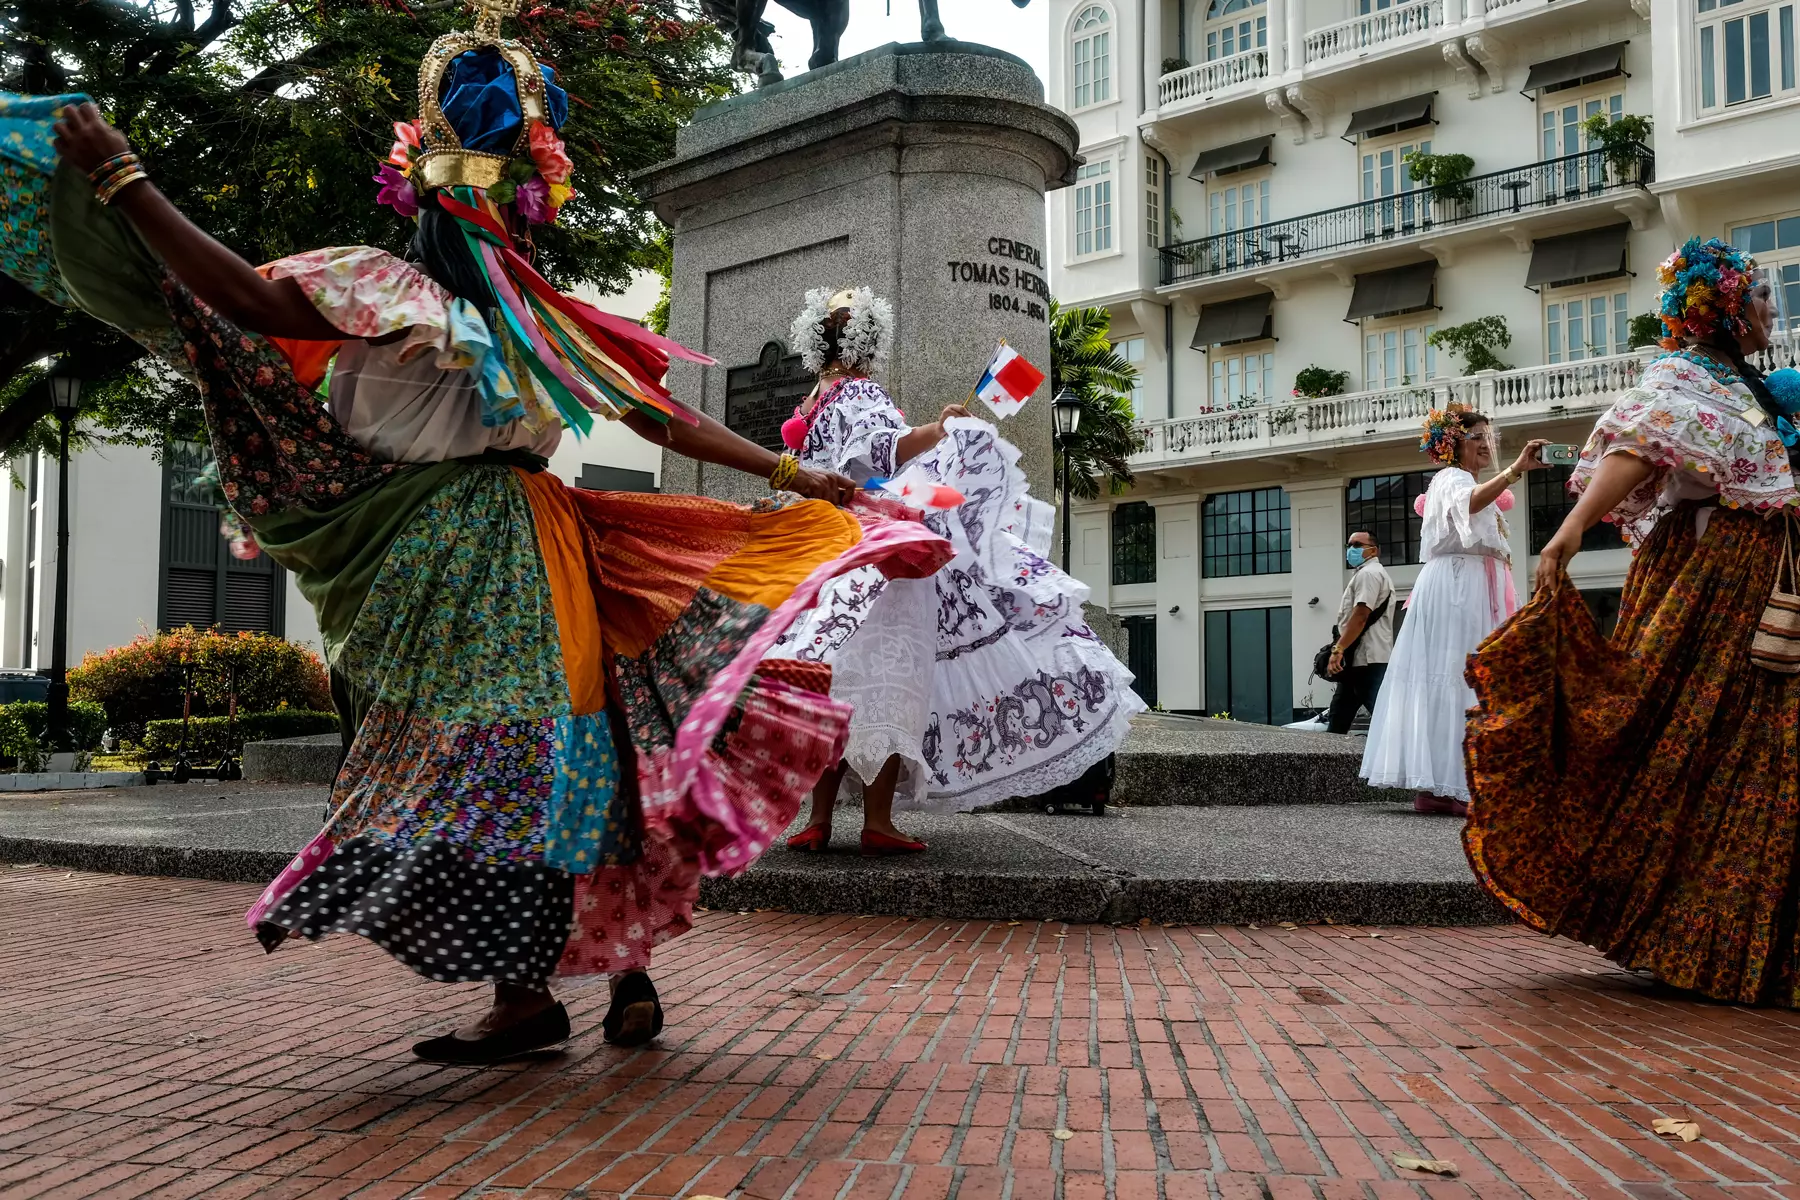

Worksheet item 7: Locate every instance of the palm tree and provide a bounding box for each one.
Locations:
[1048,301,1148,500]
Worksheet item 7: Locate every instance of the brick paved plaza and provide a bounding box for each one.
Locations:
[4,867,1800,1199]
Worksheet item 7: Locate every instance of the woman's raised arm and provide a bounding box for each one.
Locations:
[52,102,344,341]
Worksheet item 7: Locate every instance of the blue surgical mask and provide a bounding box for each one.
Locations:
[1346,546,1368,569]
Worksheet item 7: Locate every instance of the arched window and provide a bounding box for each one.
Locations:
[1071,6,1112,109]
[1203,0,1267,61]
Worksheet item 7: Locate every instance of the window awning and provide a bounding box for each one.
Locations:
[1344,262,1438,321]
[1191,292,1275,348]
[1342,93,1435,141]
[1525,224,1631,288]
[1523,42,1629,94]
[1188,135,1274,181]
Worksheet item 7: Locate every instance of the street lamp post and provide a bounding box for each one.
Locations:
[46,367,83,756]
[1052,388,1082,573]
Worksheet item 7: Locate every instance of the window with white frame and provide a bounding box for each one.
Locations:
[1074,160,1114,257]
[1145,156,1162,248]
[1731,212,1800,329]
[1360,133,1431,235]
[1546,286,1632,363]
[1209,173,1270,236]
[1071,6,1113,109]
[1697,0,1798,112]
[1539,87,1624,196]
[1209,345,1275,409]
[1204,0,1268,61]
[1363,321,1437,389]
[1115,337,1147,415]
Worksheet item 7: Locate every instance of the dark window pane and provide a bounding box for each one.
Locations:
[1728,17,1748,104]
[1205,610,1229,713]
[1228,609,1270,725]
[1203,487,1291,578]
[1584,588,1623,639]
[1753,10,1772,96]
[1111,501,1157,585]
[1528,465,1626,554]
[1344,470,1436,566]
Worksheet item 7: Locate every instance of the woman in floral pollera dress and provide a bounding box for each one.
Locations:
[1463,237,1800,1005]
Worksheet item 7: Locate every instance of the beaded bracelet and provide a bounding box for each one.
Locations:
[86,151,139,184]
[768,452,800,490]
[96,167,148,206]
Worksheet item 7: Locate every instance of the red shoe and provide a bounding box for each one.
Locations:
[861,829,928,856]
[786,825,831,852]
[1412,794,1469,817]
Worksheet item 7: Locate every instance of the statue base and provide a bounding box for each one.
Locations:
[635,40,1078,503]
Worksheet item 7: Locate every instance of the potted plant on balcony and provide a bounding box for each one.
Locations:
[1628,312,1664,350]
[1580,113,1653,187]
[1404,151,1477,227]
[1292,366,1350,399]
[1162,57,1191,75]
[1427,316,1512,373]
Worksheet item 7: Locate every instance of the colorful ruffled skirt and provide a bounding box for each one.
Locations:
[0,93,949,983]
[1464,506,1800,1006]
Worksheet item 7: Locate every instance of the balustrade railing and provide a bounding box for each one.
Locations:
[1158,145,1654,287]
[1158,49,1270,105]
[1134,352,1654,464]
[1304,0,1442,64]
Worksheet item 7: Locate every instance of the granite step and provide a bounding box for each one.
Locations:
[0,783,1501,926]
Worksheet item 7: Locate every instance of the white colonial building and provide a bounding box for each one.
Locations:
[1046,0,1800,721]
[0,278,666,671]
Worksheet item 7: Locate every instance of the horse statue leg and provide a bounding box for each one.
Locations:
[920,0,946,41]
[809,0,848,70]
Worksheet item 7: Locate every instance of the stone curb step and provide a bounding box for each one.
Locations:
[0,835,1507,928]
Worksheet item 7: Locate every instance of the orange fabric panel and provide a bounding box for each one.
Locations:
[517,470,608,716]
[701,502,863,608]
[266,336,342,391]
[566,488,757,660]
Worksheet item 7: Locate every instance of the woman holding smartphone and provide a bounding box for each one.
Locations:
[1357,407,1546,815]
[1463,238,1800,1006]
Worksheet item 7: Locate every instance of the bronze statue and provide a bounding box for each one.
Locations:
[706,0,1032,87]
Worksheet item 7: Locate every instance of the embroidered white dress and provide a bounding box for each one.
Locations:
[1360,467,1517,802]
[774,378,1145,811]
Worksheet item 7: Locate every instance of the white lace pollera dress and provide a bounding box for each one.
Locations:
[773,378,1145,811]
[1359,466,1517,802]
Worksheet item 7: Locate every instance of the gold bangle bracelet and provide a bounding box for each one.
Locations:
[769,453,799,490]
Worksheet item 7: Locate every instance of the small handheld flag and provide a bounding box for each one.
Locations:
[974,341,1046,419]
[881,465,965,510]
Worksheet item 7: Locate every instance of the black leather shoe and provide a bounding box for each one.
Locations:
[602,971,664,1048]
[412,1001,570,1064]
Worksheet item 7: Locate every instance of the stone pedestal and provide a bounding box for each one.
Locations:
[636,41,1078,503]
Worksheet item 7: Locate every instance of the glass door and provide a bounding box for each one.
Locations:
[1361,137,1429,238]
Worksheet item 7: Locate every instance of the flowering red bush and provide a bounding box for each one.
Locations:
[68,628,331,744]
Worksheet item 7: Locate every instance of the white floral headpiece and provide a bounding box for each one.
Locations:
[789,286,894,375]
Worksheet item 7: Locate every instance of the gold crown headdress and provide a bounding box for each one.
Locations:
[413,0,548,192]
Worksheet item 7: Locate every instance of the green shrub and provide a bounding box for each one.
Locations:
[1628,313,1664,349]
[1428,317,1513,374]
[0,700,108,758]
[1292,366,1350,399]
[143,710,339,761]
[69,629,331,743]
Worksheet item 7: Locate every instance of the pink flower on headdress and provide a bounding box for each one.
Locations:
[389,120,421,169]
[529,121,573,184]
[373,163,419,218]
[515,175,551,224]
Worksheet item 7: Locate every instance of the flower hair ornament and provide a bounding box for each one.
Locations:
[1419,402,1477,466]
[1656,236,1758,347]
[788,286,895,375]
[374,0,576,225]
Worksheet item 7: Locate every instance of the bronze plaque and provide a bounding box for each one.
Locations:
[724,341,810,453]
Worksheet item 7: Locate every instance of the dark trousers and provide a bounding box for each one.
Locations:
[1326,663,1387,734]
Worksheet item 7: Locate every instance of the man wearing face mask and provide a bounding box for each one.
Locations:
[1325,532,1394,735]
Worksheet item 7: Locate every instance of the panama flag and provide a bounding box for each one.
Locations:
[974,341,1046,418]
[880,464,965,510]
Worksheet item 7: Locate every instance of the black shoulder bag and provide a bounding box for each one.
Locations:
[1312,582,1391,681]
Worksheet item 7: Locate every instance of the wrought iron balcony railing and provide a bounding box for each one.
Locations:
[1158,144,1655,288]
